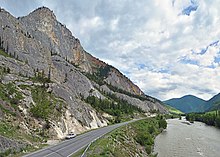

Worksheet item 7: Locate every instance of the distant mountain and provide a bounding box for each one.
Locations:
[207,102,220,111]
[164,95,206,113]
[165,93,220,113]
[204,93,220,111]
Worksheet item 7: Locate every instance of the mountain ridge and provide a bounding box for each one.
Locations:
[164,95,206,113]
[204,93,220,111]
[164,93,220,113]
[0,6,167,153]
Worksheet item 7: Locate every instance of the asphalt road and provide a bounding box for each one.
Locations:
[23,119,141,157]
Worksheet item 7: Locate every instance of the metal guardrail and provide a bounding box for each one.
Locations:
[80,119,142,157]
[81,136,101,157]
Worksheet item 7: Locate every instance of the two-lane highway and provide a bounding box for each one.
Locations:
[23,119,141,157]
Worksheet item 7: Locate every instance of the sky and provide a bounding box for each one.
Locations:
[0,0,220,101]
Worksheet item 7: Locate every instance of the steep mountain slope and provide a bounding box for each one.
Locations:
[0,6,167,153]
[164,95,206,113]
[164,105,184,114]
[204,93,220,111]
[207,102,220,111]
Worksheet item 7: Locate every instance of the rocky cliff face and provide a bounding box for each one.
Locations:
[0,135,27,154]
[0,6,167,150]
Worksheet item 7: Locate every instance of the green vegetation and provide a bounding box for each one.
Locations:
[158,116,167,129]
[32,69,51,84]
[0,66,10,81]
[85,65,153,102]
[165,105,184,115]
[0,120,44,145]
[0,148,17,157]
[164,114,181,119]
[0,82,23,115]
[0,121,18,139]
[0,122,26,156]
[164,95,206,113]
[30,86,52,120]
[84,117,167,157]
[72,148,86,157]
[85,65,159,105]
[0,71,60,155]
[106,83,152,102]
[84,95,143,123]
[0,40,20,61]
[186,110,220,128]
[0,66,23,114]
[30,85,63,120]
[0,48,10,58]
[207,101,220,111]
[164,105,184,119]
[0,37,10,58]
[202,93,220,111]
[85,66,111,85]
[0,104,16,116]
[97,66,111,79]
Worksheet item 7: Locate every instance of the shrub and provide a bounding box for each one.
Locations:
[145,145,152,154]
[30,86,53,120]
[215,117,220,128]
[135,132,153,146]
[148,125,156,134]
[158,119,167,129]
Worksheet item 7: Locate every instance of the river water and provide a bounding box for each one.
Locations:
[154,117,220,157]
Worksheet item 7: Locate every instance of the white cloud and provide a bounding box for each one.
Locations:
[109,18,119,31]
[78,16,103,35]
[1,0,220,100]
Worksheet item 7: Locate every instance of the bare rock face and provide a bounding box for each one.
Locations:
[99,85,168,113]
[0,6,168,143]
[105,69,144,95]
[0,135,27,153]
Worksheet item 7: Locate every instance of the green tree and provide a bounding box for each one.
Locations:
[158,119,167,129]
[215,117,220,128]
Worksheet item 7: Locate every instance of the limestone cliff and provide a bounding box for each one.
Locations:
[0,6,167,152]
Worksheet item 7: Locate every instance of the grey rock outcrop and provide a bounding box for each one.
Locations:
[0,6,168,142]
[99,84,167,113]
[0,135,27,154]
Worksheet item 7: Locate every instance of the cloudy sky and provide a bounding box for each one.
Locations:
[1,0,220,100]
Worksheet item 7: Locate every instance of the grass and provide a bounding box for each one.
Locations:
[186,110,220,128]
[71,147,86,157]
[0,82,24,117]
[0,121,43,143]
[0,104,16,116]
[0,122,17,138]
[0,49,10,58]
[11,144,48,157]
[30,85,64,120]
[0,82,23,109]
[84,117,166,157]
[0,82,60,155]
[0,120,50,156]
[165,105,184,115]
[0,63,64,156]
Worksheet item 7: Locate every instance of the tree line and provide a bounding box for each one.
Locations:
[84,95,143,123]
[186,110,220,128]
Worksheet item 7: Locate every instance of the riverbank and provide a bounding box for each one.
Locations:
[154,118,220,157]
[77,117,167,157]
[186,110,220,128]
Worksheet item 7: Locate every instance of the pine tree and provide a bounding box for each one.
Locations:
[64,73,68,82]
[6,42,9,53]
[48,67,51,80]
[6,67,10,73]
[0,36,2,49]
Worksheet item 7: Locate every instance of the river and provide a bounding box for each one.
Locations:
[154,117,220,157]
